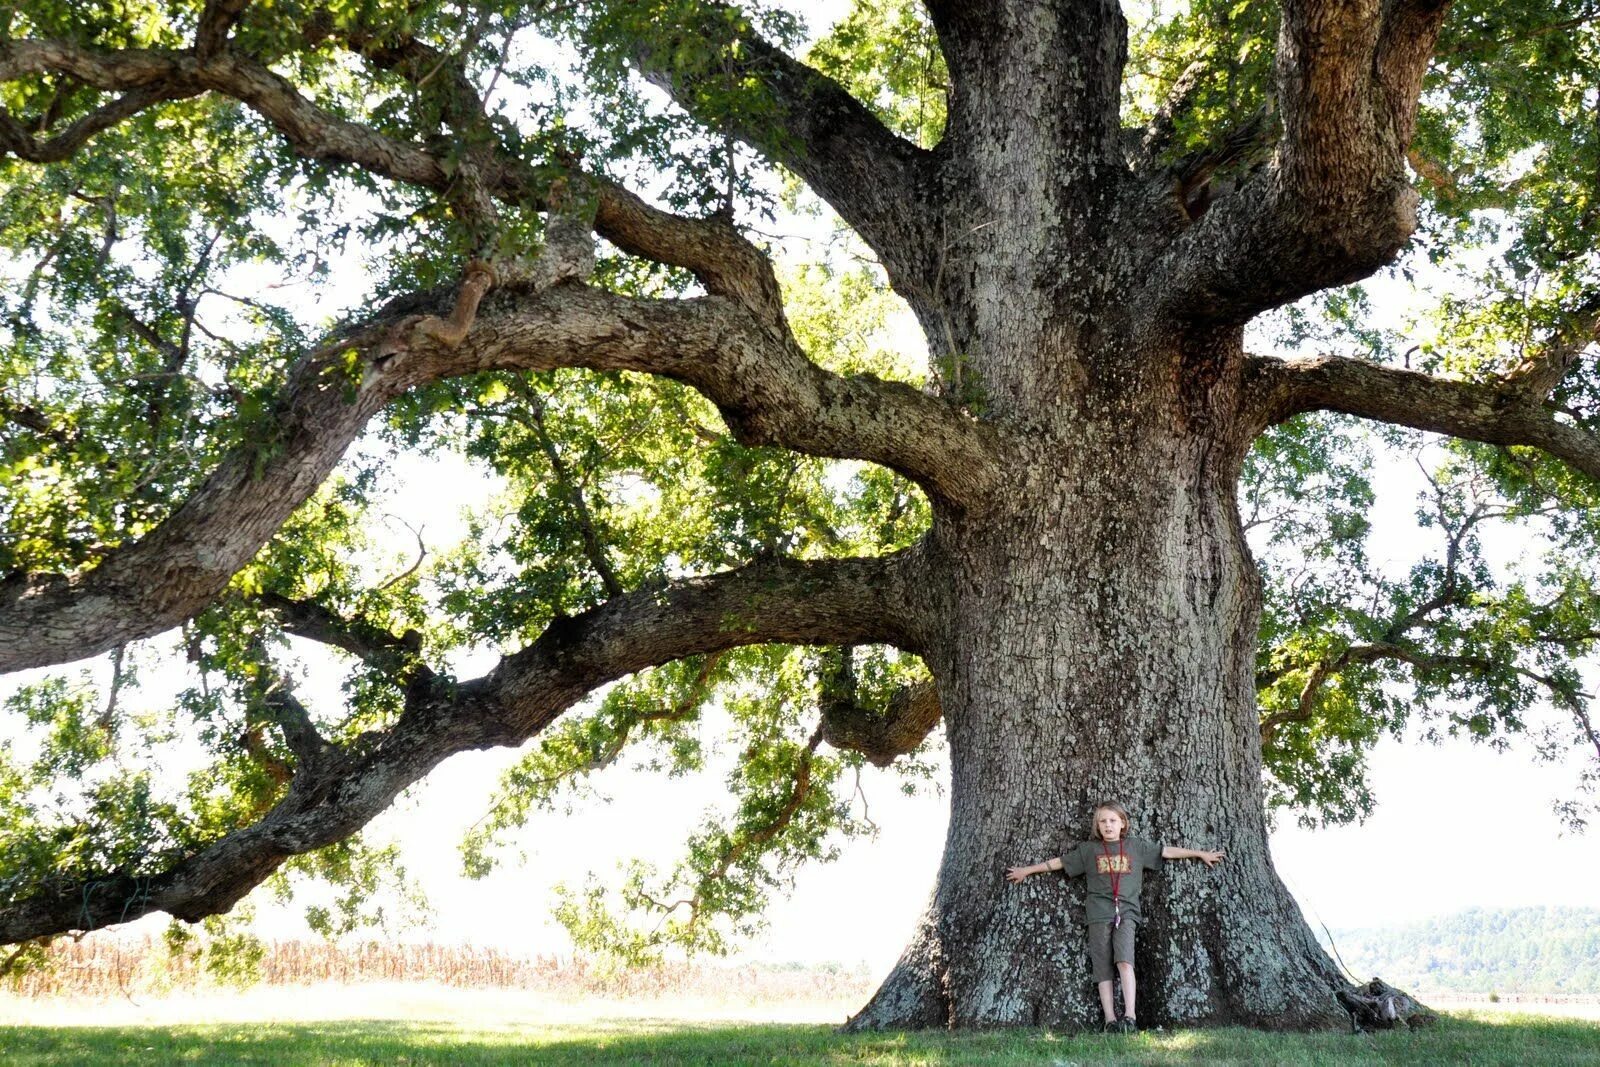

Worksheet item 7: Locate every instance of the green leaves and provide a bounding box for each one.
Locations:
[807,0,945,148]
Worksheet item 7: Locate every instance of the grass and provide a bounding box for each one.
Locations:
[3,1011,1599,1065]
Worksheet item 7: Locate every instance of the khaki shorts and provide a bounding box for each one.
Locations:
[1087,919,1137,982]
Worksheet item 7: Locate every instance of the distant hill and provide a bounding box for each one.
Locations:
[1321,906,1600,995]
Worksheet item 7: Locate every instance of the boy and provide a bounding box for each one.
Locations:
[1006,801,1225,1032]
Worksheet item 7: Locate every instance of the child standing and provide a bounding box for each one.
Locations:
[1006,801,1225,1033]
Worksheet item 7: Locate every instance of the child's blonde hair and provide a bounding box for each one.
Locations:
[1090,801,1130,841]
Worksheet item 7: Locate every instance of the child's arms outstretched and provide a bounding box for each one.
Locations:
[1161,845,1226,867]
[1006,857,1064,883]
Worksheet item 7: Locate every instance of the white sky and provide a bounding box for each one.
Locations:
[3,0,1598,982]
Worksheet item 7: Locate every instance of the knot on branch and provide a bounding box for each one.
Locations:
[497,177,598,293]
[399,258,499,351]
[818,652,941,767]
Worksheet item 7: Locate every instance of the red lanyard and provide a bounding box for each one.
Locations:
[1101,839,1126,921]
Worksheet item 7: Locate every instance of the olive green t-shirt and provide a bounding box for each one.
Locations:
[1061,835,1164,924]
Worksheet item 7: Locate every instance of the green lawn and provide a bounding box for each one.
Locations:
[3,1012,1598,1065]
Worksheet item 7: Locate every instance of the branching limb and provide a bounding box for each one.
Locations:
[1,248,993,674]
[0,261,498,675]
[629,4,937,284]
[0,84,192,163]
[444,284,1005,511]
[0,549,925,944]
[1244,353,1600,483]
[1138,1,1453,324]
[636,722,827,944]
[238,639,334,777]
[259,593,433,687]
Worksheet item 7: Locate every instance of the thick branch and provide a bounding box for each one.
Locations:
[0,38,992,672]
[1246,353,1600,482]
[0,266,494,674]
[630,7,935,284]
[449,284,1004,510]
[1,245,994,675]
[0,550,923,944]
[1138,2,1453,324]
[821,678,941,767]
[245,657,333,776]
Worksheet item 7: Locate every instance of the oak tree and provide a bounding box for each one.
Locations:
[4,0,1600,1029]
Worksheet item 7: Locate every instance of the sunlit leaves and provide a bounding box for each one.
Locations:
[807,0,945,148]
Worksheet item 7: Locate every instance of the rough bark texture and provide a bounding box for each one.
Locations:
[848,369,1346,1028]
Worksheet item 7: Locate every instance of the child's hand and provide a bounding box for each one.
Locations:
[1005,865,1033,884]
[1198,849,1226,868]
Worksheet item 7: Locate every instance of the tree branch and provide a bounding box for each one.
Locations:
[0,550,923,944]
[508,378,625,599]
[0,84,192,163]
[1245,353,1600,483]
[0,35,996,673]
[259,593,433,686]
[817,649,941,767]
[0,225,996,675]
[0,262,506,675]
[628,5,936,285]
[195,0,254,61]
[446,283,1004,510]
[1136,1,1453,324]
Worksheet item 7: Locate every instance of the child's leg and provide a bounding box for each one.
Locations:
[1088,923,1116,1022]
[1111,921,1139,1020]
[1117,960,1136,1019]
[1097,979,1116,1022]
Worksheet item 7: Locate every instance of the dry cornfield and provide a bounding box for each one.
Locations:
[5,934,876,1003]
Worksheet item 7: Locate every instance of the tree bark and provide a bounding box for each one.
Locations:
[848,346,1346,1030]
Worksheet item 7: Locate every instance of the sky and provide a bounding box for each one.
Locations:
[3,0,1599,985]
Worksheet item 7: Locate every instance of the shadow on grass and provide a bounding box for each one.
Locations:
[2,1012,1598,1065]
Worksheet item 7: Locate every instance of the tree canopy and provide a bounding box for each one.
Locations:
[2,0,1599,984]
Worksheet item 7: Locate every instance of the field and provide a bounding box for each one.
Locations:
[4,939,1599,1064]
[5,983,1600,1065]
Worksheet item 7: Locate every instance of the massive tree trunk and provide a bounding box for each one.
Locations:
[850,372,1347,1029]
[832,0,1440,1030]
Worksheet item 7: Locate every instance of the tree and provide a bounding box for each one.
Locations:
[2,0,1599,1031]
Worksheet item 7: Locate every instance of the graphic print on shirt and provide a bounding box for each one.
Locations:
[1096,853,1132,874]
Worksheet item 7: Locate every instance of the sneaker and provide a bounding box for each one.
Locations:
[1120,1017,1138,1035]
[1102,1019,1119,1033]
